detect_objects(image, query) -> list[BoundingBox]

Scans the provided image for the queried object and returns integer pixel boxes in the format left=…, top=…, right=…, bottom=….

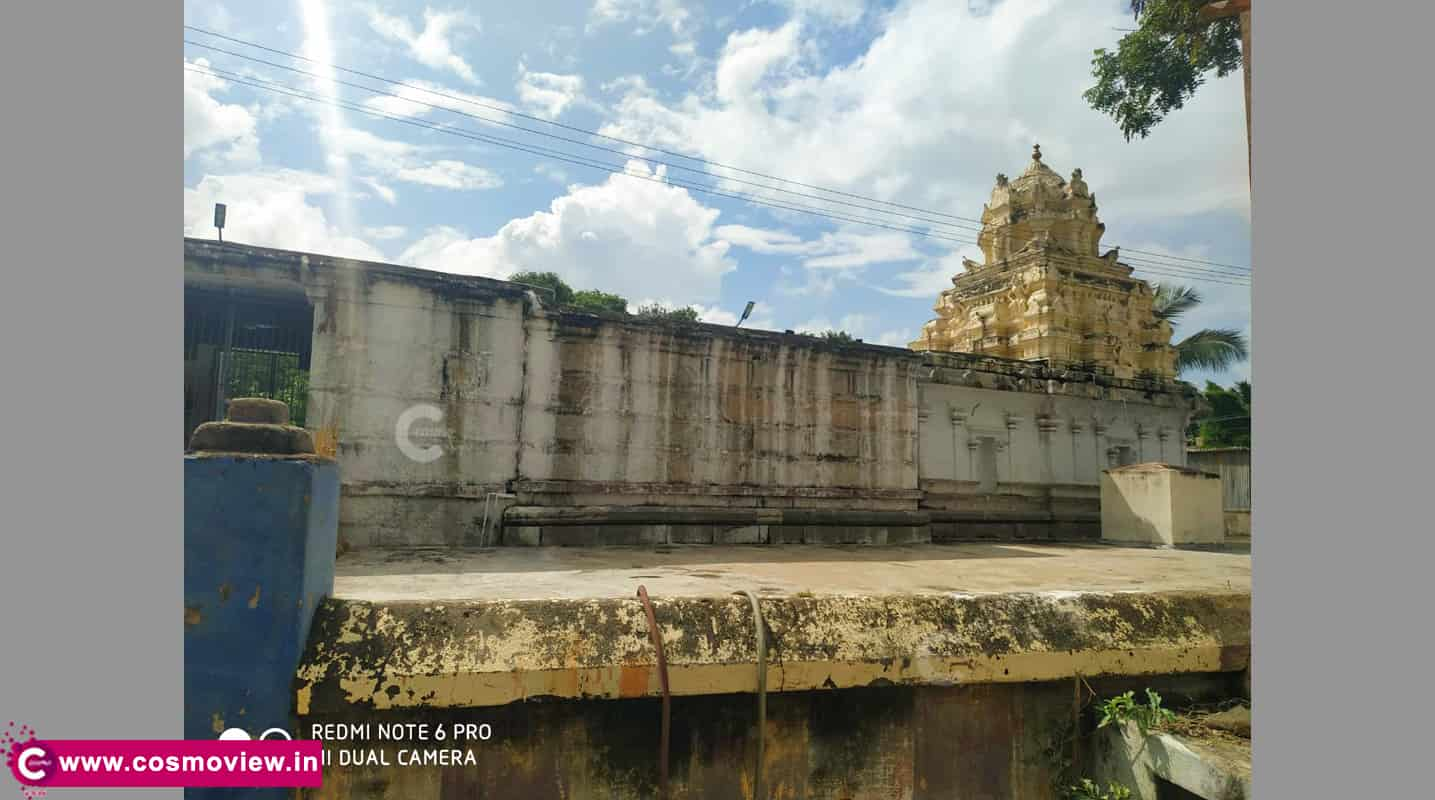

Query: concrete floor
left=333, top=542, right=1251, bottom=603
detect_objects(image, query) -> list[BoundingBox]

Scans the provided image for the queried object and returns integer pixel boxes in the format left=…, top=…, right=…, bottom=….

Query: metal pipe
left=736, top=590, right=768, bottom=800
left=636, top=585, right=671, bottom=800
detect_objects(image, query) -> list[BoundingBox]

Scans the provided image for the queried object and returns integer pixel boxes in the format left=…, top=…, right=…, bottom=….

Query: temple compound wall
left=184, top=236, right=1198, bottom=549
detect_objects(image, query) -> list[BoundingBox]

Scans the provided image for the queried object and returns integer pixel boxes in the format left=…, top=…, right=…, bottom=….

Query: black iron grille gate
left=184, top=288, right=314, bottom=446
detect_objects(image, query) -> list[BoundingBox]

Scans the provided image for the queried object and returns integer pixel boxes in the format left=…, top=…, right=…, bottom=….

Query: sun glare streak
left=299, top=0, right=356, bottom=234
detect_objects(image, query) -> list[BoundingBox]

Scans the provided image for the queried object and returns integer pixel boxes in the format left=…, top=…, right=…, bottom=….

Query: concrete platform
left=331, top=542, right=1251, bottom=603
left=298, top=543, right=1251, bottom=714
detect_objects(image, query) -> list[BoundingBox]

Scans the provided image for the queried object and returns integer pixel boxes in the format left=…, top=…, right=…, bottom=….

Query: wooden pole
left=1200, top=0, right=1252, bottom=188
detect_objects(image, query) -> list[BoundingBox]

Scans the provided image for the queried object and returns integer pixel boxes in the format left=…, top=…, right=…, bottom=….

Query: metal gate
left=184, top=288, right=314, bottom=446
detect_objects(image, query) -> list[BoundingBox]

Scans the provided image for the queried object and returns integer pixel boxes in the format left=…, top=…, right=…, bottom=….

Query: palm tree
left=1151, top=284, right=1249, bottom=375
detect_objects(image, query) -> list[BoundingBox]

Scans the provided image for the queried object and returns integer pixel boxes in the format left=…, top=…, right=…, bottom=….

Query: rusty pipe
left=636, top=585, right=671, bottom=800
left=736, top=589, right=768, bottom=800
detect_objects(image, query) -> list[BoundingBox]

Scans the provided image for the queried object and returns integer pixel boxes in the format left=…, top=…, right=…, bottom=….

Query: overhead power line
left=183, top=25, right=1252, bottom=276
left=184, top=38, right=988, bottom=236
left=184, top=37, right=1249, bottom=282
left=182, top=63, right=1248, bottom=288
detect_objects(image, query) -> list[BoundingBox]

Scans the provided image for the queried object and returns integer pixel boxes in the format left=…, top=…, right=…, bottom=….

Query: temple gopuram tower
left=910, top=145, right=1178, bottom=379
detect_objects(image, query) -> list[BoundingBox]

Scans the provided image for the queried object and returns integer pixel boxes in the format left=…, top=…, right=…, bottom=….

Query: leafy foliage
left=1085, top=0, right=1243, bottom=140
left=224, top=350, right=309, bottom=426
left=1174, top=328, right=1248, bottom=374
left=1066, top=778, right=1132, bottom=800
left=1151, top=283, right=1202, bottom=325
left=634, top=303, right=701, bottom=323
left=806, top=329, right=857, bottom=343
left=1150, top=282, right=1249, bottom=375
left=508, top=271, right=574, bottom=305
left=1189, top=380, right=1251, bottom=446
left=570, top=289, right=630, bottom=314
left=1097, top=689, right=1177, bottom=736
left=507, top=272, right=705, bottom=322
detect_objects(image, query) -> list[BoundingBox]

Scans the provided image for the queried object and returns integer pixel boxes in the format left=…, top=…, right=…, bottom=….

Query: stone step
left=494, top=505, right=1104, bottom=546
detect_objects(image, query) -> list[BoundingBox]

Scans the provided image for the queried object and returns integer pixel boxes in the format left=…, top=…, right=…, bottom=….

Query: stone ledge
left=503, top=505, right=932, bottom=526
left=511, top=480, right=923, bottom=502
left=296, top=589, right=1249, bottom=714
left=930, top=520, right=1100, bottom=543
left=500, top=522, right=932, bottom=546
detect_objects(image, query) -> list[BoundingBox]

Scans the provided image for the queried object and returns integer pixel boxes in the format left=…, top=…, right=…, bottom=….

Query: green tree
left=1151, top=283, right=1249, bottom=375
left=1085, top=1, right=1244, bottom=141
left=508, top=271, right=573, bottom=305
left=806, top=329, right=856, bottom=343
left=634, top=303, right=701, bottom=323
left=570, top=289, right=630, bottom=314
left=1188, top=380, right=1250, bottom=447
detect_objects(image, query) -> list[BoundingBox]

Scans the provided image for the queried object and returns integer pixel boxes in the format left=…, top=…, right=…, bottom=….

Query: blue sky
left=183, top=0, right=1252, bottom=387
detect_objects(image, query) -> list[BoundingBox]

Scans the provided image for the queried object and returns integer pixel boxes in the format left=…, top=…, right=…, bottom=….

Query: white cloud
left=324, top=125, right=504, bottom=192
left=516, top=65, right=586, bottom=119
left=776, top=269, right=841, bottom=298
left=587, top=0, right=697, bottom=38
left=714, top=23, right=803, bottom=105
left=534, top=163, right=571, bottom=184
left=393, top=160, right=504, bottom=190
left=362, top=178, right=397, bottom=204
left=364, top=225, right=408, bottom=241
left=772, top=0, right=866, bottom=26
left=875, top=245, right=979, bottom=298
left=359, top=81, right=514, bottom=120
left=716, top=224, right=922, bottom=269
left=795, top=312, right=876, bottom=338
left=714, top=225, right=810, bottom=254
left=600, top=0, right=1249, bottom=226
left=690, top=301, right=778, bottom=329
left=183, top=59, right=259, bottom=164
left=183, top=171, right=383, bottom=262
left=368, top=7, right=482, bottom=84
left=804, top=232, right=921, bottom=269
left=398, top=160, right=735, bottom=305
left=874, top=329, right=914, bottom=347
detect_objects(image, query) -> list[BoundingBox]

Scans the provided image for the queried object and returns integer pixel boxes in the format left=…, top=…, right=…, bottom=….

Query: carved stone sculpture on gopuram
left=910, top=145, right=1178, bottom=379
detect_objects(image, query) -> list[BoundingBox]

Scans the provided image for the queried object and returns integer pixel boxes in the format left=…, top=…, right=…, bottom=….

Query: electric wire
left=185, top=37, right=1250, bottom=281
left=183, top=64, right=1249, bottom=288
left=183, top=26, right=1251, bottom=275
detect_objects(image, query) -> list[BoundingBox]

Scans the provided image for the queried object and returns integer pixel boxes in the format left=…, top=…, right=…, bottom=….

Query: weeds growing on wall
left=1040, top=682, right=1179, bottom=800
left=1097, top=689, right=1178, bottom=737
left=1066, top=778, right=1132, bottom=800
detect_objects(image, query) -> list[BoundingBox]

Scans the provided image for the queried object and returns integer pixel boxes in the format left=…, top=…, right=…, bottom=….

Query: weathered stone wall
left=916, top=353, right=1194, bottom=541
left=185, top=239, right=1198, bottom=549
left=514, top=311, right=920, bottom=507
left=298, top=674, right=1240, bottom=800
left=310, top=271, right=536, bottom=548
left=184, top=239, right=537, bottom=548
left=185, top=240, right=925, bottom=548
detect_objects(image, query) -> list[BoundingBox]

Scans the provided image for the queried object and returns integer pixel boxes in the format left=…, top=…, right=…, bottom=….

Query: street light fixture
left=214, top=203, right=227, bottom=243
left=735, top=301, right=756, bottom=327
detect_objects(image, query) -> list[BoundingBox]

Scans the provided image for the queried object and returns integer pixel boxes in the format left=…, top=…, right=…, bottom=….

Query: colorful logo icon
left=4, top=723, right=49, bottom=799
